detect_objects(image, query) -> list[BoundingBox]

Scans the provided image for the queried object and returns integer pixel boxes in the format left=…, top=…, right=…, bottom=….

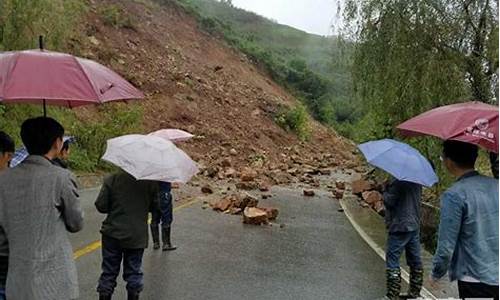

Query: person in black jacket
left=383, top=179, right=423, bottom=300
left=95, top=170, right=160, bottom=300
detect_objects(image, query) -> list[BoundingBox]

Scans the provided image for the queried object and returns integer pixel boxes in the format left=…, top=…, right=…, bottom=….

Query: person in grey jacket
left=383, top=179, right=423, bottom=299
left=0, top=117, right=84, bottom=300
left=0, top=132, right=14, bottom=300
left=96, top=170, right=160, bottom=300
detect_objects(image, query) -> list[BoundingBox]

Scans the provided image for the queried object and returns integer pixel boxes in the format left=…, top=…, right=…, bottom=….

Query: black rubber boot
left=127, top=291, right=139, bottom=300
left=161, top=226, right=177, bottom=251
left=99, top=294, right=112, bottom=300
left=150, top=224, right=160, bottom=250
left=400, top=268, right=423, bottom=299
left=385, top=268, right=401, bottom=300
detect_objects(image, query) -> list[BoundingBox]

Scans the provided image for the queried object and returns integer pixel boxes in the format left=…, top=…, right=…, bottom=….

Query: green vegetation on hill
left=0, top=0, right=143, bottom=173
left=164, top=0, right=357, bottom=132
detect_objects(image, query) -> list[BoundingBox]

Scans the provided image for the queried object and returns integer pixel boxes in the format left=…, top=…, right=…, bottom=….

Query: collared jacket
left=432, top=171, right=499, bottom=285
left=0, top=156, right=83, bottom=300
left=383, top=179, right=422, bottom=233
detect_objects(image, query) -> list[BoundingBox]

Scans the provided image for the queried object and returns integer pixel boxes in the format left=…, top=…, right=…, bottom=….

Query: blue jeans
left=152, top=192, right=173, bottom=226
left=97, top=235, right=145, bottom=295
left=386, top=231, right=422, bottom=269
left=0, top=287, right=4, bottom=300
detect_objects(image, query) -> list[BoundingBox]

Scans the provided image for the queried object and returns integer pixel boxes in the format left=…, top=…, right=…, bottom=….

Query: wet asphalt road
left=73, top=187, right=386, bottom=300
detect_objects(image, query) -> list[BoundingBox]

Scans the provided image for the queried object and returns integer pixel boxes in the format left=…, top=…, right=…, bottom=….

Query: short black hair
left=21, top=117, right=64, bottom=156
left=443, top=140, right=478, bottom=169
left=0, top=131, right=15, bottom=153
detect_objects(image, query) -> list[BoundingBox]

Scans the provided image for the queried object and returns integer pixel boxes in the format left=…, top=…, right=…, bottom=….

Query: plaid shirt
left=9, top=147, right=28, bottom=168
left=9, top=136, right=75, bottom=168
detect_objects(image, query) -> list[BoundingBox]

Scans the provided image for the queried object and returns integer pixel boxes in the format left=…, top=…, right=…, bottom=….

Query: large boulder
left=260, top=207, right=279, bottom=220
left=236, top=181, right=258, bottom=190
left=233, top=193, right=259, bottom=209
left=351, top=179, right=374, bottom=195
left=243, top=207, right=269, bottom=225
left=240, top=167, right=258, bottom=182
left=201, top=185, right=214, bottom=194
left=333, top=189, right=344, bottom=199
left=303, top=189, right=315, bottom=197
left=210, top=197, right=233, bottom=212
left=362, top=190, right=383, bottom=204
left=335, top=181, right=346, bottom=190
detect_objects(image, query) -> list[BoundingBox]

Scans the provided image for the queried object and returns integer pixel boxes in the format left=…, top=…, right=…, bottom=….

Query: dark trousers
left=0, top=255, right=7, bottom=300
left=458, top=281, right=499, bottom=300
left=151, top=192, right=173, bottom=227
left=386, top=231, right=422, bottom=269
left=97, top=235, right=145, bottom=295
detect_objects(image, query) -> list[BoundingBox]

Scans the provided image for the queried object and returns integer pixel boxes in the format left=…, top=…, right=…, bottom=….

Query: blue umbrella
left=9, top=136, right=75, bottom=168
left=358, top=139, right=438, bottom=187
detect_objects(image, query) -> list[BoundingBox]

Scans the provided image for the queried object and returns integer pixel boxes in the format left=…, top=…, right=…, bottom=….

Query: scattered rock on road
left=333, top=189, right=344, bottom=199
left=351, top=179, right=374, bottom=195
left=236, top=181, right=258, bottom=190
left=260, top=207, right=279, bottom=220
left=243, top=207, right=269, bottom=225
left=201, top=185, right=214, bottom=194
left=240, top=167, right=258, bottom=182
left=335, top=181, right=345, bottom=190
left=303, top=189, right=315, bottom=197
left=362, top=191, right=383, bottom=204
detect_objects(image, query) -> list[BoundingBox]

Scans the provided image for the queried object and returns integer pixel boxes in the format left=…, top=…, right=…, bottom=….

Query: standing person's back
left=432, top=140, right=499, bottom=299
left=433, top=172, right=499, bottom=284
left=0, top=131, right=14, bottom=300
left=384, top=180, right=422, bottom=233
left=0, top=117, right=83, bottom=300
left=96, top=170, right=159, bottom=300
left=382, top=179, right=424, bottom=299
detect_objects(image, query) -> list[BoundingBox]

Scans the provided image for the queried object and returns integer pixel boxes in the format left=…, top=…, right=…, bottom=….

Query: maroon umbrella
left=397, top=101, right=499, bottom=153
left=0, top=49, right=143, bottom=115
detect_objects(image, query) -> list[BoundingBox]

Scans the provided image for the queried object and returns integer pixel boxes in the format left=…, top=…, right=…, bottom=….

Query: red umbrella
left=397, top=101, right=499, bottom=153
left=0, top=49, right=143, bottom=115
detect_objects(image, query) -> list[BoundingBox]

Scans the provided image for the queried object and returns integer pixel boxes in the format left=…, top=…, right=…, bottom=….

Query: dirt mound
left=75, top=0, right=359, bottom=174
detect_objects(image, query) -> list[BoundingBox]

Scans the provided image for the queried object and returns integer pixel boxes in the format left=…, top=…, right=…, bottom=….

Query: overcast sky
left=231, top=0, right=339, bottom=36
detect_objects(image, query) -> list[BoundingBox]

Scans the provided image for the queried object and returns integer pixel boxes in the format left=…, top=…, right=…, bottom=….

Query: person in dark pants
left=150, top=182, right=176, bottom=251
left=95, top=170, right=160, bottom=300
left=489, top=152, right=498, bottom=179
left=431, top=141, right=498, bottom=299
left=0, top=132, right=14, bottom=300
left=383, top=179, right=423, bottom=300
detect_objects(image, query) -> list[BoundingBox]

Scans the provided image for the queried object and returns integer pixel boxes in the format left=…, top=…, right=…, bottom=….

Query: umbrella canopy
left=9, top=136, right=75, bottom=168
left=102, top=134, right=198, bottom=183
left=397, top=102, right=498, bottom=153
left=358, top=139, right=438, bottom=187
left=0, top=49, right=143, bottom=110
left=148, top=129, right=194, bottom=142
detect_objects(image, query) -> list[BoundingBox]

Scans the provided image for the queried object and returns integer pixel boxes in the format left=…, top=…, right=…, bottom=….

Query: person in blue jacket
left=431, top=140, right=498, bottom=299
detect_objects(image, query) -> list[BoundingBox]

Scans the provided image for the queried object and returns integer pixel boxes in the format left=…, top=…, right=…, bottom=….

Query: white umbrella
left=102, top=134, right=198, bottom=183
left=148, top=129, right=194, bottom=142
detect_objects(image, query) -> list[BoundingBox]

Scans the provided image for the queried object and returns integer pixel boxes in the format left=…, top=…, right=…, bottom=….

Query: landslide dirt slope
left=76, top=0, right=359, bottom=178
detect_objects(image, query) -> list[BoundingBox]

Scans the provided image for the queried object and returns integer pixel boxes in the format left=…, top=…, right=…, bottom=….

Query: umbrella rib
left=71, top=56, right=101, bottom=102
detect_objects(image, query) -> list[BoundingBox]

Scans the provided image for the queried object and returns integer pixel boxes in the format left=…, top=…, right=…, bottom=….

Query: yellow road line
left=73, top=198, right=200, bottom=260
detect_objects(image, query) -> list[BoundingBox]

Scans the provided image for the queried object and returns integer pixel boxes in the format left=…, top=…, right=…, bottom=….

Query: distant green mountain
left=171, top=0, right=357, bottom=130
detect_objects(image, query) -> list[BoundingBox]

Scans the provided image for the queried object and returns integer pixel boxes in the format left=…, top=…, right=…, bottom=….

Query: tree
left=339, top=0, right=498, bottom=131
left=338, top=0, right=499, bottom=182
